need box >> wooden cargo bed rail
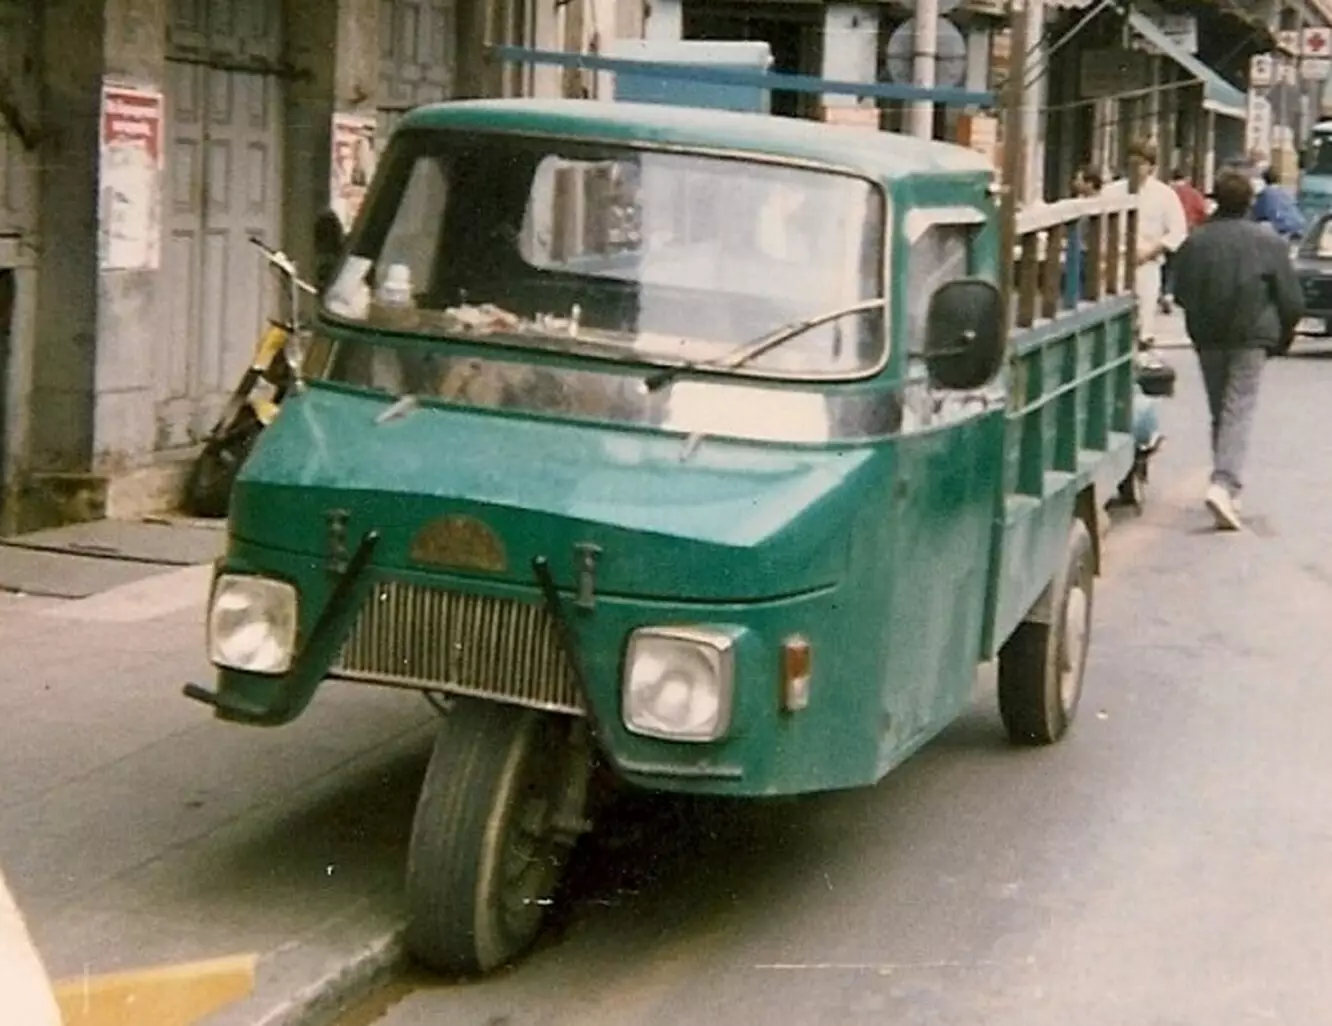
[1012,193,1140,329]
[1003,190,1141,503]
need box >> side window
[521,156,643,270]
[906,224,973,354]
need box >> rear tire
[998,519,1095,746]
[405,700,591,977]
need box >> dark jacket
[1171,216,1304,350]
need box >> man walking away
[1161,168,1208,313]
[1106,140,1188,347]
[1170,170,1304,531]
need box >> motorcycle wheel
[185,410,264,518]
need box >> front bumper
[187,538,880,798]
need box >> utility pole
[909,0,940,139]
[1021,0,1044,205]
[997,0,1031,336]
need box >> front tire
[184,408,263,518]
[405,700,592,977]
[997,519,1095,746]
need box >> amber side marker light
[781,635,812,712]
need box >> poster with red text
[330,113,378,231]
[99,83,165,271]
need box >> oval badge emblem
[409,515,507,573]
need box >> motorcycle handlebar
[248,235,317,295]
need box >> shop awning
[1125,11,1247,121]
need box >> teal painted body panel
[202,99,1139,799]
[232,386,870,603]
[986,299,1136,653]
[394,98,995,185]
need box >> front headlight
[208,575,299,675]
[623,626,735,742]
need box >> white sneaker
[1205,484,1243,531]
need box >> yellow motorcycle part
[252,324,290,372]
[253,397,281,426]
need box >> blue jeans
[1133,387,1160,449]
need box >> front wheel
[405,700,592,977]
[184,408,264,518]
[997,518,1095,746]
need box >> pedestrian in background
[1251,167,1308,242]
[1170,170,1304,531]
[1072,165,1103,199]
[1160,168,1208,314]
[1105,139,1188,348]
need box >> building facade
[0,0,640,534]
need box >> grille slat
[333,580,586,716]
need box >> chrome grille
[333,579,586,716]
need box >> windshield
[321,129,887,380]
[1304,134,1332,175]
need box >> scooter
[184,236,320,518]
[1118,348,1176,510]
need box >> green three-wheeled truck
[185,92,1141,976]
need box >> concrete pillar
[822,4,879,116]
[964,25,990,93]
[281,0,380,276]
[94,0,169,497]
[23,0,170,526]
[645,0,683,42]
[28,0,108,487]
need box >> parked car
[1289,212,1332,354]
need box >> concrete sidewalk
[0,568,433,1025]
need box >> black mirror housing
[923,278,1004,391]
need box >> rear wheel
[405,700,592,977]
[998,519,1095,746]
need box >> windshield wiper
[642,297,888,393]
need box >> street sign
[1250,53,1273,88]
[1303,27,1332,80]
[1277,55,1299,87]
[1247,92,1273,158]
[1158,14,1198,54]
[1279,30,1301,56]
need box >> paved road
[343,339,1332,1026]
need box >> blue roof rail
[489,45,998,109]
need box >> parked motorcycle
[185,220,342,518]
[1117,348,1176,510]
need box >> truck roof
[397,97,994,183]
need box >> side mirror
[313,209,348,292]
[923,278,1004,391]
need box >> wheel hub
[1059,584,1090,713]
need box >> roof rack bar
[488,45,998,109]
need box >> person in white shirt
[1105,139,1188,346]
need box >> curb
[215,926,409,1026]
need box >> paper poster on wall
[330,113,378,231]
[98,83,165,271]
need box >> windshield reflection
[323,129,887,379]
